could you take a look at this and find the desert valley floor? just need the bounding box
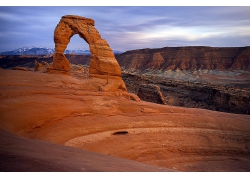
[0,68,250,172]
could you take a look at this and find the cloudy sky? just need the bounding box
[0,5,250,52]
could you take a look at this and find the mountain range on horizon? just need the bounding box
[0,47,123,55]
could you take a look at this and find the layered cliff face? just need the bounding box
[122,72,250,115]
[115,46,250,115]
[116,46,250,71]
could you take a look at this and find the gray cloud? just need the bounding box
[0,6,250,52]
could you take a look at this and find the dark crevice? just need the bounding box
[112,131,128,135]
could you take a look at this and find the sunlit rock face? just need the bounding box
[116,46,250,72]
[53,15,121,77]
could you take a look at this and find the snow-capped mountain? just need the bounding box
[0,47,123,55]
[113,50,123,54]
[0,47,55,55]
[64,48,90,55]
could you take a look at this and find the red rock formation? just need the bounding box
[1,69,250,172]
[53,15,121,77]
[53,15,128,93]
[116,46,250,71]
[34,60,43,71]
[137,84,167,105]
[146,52,165,69]
[122,72,250,115]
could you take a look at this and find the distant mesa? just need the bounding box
[53,15,122,78]
[116,46,250,71]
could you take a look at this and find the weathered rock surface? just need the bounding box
[122,72,250,115]
[52,15,127,93]
[0,128,170,172]
[137,84,166,105]
[53,15,121,77]
[116,46,250,71]
[0,69,250,172]
[115,46,250,115]
[13,66,30,71]
[2,54,249,114]
[34,60,43,71]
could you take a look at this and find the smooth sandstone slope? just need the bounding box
[0,128,171,172]
[0,68,250,171]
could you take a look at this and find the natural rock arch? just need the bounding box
[53,15,121,77]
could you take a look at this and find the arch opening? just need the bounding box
[65,34,90,55]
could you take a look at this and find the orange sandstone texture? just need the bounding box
[0,69,250,172]
[53,15,121,77]
[53,15,126,93]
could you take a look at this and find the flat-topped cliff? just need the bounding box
[116,46,250,71]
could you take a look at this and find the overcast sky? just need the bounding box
[0,6,250,52]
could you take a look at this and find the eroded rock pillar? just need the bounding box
[53,20,75,71]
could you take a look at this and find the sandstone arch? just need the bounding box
[53,15,121,77]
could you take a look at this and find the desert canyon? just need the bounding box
[0,15,250,172]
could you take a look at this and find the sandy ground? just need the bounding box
[0,68,250,171]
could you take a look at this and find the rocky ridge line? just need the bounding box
[116,46,250,72]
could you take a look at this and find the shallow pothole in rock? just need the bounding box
[112,131,128,135]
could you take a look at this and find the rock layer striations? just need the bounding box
[53,15,121,77]
[116,46,250,71]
